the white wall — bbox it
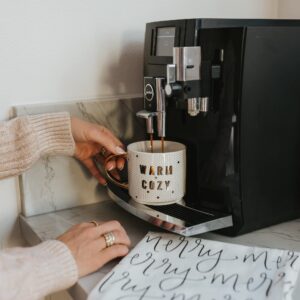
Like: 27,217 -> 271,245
278,0 -> 300,18
0,0 -> 278,248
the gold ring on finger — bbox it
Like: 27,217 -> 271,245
89,220 -> 100,227
103,231 -> 115,247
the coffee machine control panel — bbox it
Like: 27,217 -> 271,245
137,20 -> 224,139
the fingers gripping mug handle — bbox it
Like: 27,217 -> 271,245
104,154 -> 128,189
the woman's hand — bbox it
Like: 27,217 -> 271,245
57,220 -> 131,277
71,117 -> 125,185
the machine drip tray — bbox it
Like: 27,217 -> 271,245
107,183 -> 233,236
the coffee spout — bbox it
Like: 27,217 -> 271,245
136,110 -> 156,135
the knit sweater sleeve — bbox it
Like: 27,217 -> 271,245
0,240 -> 78,300
0,112 -> 75,179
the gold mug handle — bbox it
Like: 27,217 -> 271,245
104,153 -> 128,189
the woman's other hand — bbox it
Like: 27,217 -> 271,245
71,117 -> 125,185
57,221 -> 131,277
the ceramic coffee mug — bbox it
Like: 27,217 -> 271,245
105,140 -> 186,205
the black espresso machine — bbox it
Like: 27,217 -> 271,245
108,19 -> 300,236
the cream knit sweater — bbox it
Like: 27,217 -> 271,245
0,112 -> 78,299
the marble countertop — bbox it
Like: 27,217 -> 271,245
20,191 -> 300,300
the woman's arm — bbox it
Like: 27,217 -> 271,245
0,112 -> 125,183
0,221 -> 130,300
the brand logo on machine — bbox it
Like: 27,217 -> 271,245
144,84 -> 154,101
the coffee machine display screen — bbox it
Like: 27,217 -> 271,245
155,27 -> 175,56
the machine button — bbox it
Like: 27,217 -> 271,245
164,83 -> 182,97
165,84 -> 173,97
